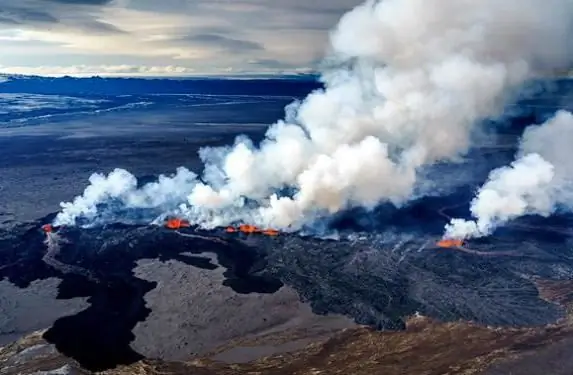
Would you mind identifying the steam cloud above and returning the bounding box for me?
[54,0,573,230]
[445,110,573,239]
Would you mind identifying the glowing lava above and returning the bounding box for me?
[436,238,464,248]
[225,224,280,236]
[261,229,279,236]
[42,224,54,233]
[164,218,190,230]
[239,224,259,233]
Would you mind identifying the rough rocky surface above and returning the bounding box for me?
[0,278,88,346]
[2,279,573,375]
[130,255,356,361]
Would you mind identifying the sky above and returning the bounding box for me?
[0,0,363,76]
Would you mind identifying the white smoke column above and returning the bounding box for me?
[445,110,573,239]
[444,153,555,239]
[187,0,573,229]
[54,167,197,226]
[55,0,573,229]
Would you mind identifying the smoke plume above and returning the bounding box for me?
[445,110,573,239]
[54,0,573,230]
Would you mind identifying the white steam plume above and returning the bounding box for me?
[54,167,197,226]
[54,0,573,229]
[445,110,573,239]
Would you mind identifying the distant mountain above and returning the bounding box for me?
[0,73,322,96]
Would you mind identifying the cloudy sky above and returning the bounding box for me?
[0,0,362,76]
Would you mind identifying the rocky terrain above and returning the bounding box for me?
[2,279,572,375]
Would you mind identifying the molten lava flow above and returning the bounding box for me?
[42,224,53,233]
[262,229,279,236]
[239,224,261,233]
[436,238,464,248]
[225,224,280,236]
[165,218,190,230]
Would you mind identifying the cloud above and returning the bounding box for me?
[48,0,112,4]
[247,59,297,69]
[0,64,197,76]
[0,63,312,77]
[0,6,59,25]
[0,0,121,33]
[0,0,363,74]
[176,34,263,53]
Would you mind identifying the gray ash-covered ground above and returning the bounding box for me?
[1,78,573,372]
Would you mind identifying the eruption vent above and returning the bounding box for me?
[445,110,573,240]
[436,238,464,248]
[164,218,190,230]
[53,0,573,231]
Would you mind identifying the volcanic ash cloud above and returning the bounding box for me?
[445,110,573,240]
[54,0,573,229]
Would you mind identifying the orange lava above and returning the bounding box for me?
[239,224,260,233]
[261,229,279,236]
[225,224,280,236]
[42,224,53,233]
[165,218,190,230]
[436,238,464,248]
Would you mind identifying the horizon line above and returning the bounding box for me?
[0,72,320,80]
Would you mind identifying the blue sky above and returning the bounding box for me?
[0,0,362,76]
